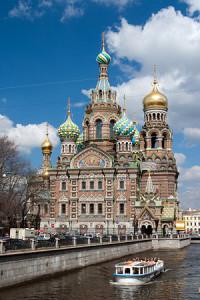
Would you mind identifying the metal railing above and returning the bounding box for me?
[0,233,190,254]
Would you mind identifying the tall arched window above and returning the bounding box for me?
[109,120,115,139]
[162,133,168,149]
[151,133,158,149]
[96,119,103,139]
[85,121,89,140]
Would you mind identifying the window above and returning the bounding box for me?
[98,181,103,190]
[90,203,94,214]
[110,120,115,139]
[120,203,125,214]
[96,119,103,139]
[44,204,48,214]
[61,182,66,191]
[98,203,103,214]
[82,181,86,190]
[61,204,66,215]
[151,133,158,149]
[119,180,125,190]
[90,181,94,190]
[162,133,167,149]
[81,203,86,214]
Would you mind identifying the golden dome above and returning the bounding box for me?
[43,169,49,178]
[41,134,53,154]
[143,79,168,111]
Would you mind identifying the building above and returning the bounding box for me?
[183,209,200,234]
[33,35,180,236]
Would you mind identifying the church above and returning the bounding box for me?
[35,35,179,236]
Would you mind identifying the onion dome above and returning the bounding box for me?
[143,79,168,111]
[96,50,111,65]
[57,98,80,141]
[76,132,83,145]
[43,169,49,179]
[41,124,53,154]
[96,32,111,65]
[114,111,136,138]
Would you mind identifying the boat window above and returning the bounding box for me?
[125,268,131,274]
[117,267,123,274]
[140,268,143,274]
[133,268,139,274]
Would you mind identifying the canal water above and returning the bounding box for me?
[0,244,199,300]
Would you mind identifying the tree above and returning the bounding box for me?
[0,136,43,233]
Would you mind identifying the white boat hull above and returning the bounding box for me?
[113,263,164,285]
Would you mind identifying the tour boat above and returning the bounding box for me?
[112,258,164,285]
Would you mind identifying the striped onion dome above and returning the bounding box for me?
[114,112,136,138]
[76,132,83,145]
[96,49,111,65]
[132,127,140,145]
[58,100,80,141]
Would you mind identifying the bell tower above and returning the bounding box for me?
[83,33,121,153]
[140,67,178,199]
[140,67,172,157]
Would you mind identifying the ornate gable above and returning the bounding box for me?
[139,206,156,220]
[70,146,113,169]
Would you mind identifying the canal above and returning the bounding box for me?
[0,244,199,300]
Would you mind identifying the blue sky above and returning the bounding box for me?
[0,0,200,208]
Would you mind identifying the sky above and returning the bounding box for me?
[0,0,200,209]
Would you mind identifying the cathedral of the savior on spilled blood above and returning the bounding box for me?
[35,35,180,236]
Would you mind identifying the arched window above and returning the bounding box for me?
[151,133,158,149]
[99,90,102,99]
[96,119,103,139]
[85,121,89,140]
[109,120,115,139]
[69,145,71,153]
[162,133,168,149]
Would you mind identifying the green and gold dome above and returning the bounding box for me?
[58,98,80,141]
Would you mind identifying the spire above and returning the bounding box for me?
[152,64,159,91]
[102,32,105,51]
[67,97,71,117]
[145,170,155,194]
[46,122,49,137]
[41,122,53,154]
[123,95,126,115]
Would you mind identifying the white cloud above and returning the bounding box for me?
[181,0,200,15]
[73,101,88,108]
[9,0,45,20]
[60,3,84,22]
[92,0,134,8]
[180,185,200,209]
[180,165,200,182]
[105,7,200,130]
[9,0,33,19]
[175,153,186,167]
[183,127,200,143]
[0,114,59,154]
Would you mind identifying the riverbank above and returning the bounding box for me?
[0,237,190,289]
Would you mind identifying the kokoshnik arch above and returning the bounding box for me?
[31,33,180,236]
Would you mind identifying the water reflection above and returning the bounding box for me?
[0,245,200,300]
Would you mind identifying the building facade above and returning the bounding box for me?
[34,36,179,236]
[183,209,200,234]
